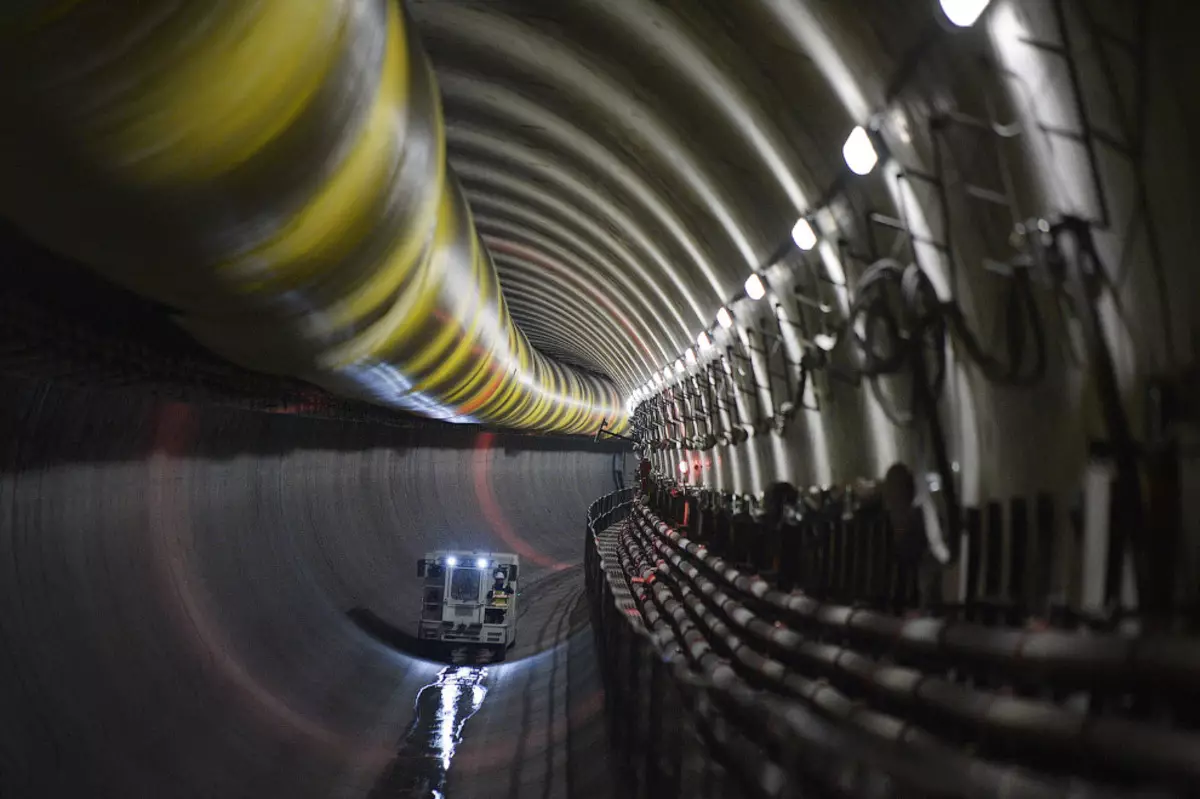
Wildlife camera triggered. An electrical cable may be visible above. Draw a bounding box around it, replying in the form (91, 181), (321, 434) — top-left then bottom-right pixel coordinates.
(939, 266), (1048, 388)
(846, 258), (946, 428)
(841, 250), (1051, 434)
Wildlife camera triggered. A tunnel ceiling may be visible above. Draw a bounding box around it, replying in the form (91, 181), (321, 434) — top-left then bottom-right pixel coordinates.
(410, 0), (929, 397)
(0, 0), (966, 434)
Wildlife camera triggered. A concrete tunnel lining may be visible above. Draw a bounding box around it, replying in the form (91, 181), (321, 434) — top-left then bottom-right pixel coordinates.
(0, 377), (624, 798)
(2, 0), (1198, 796)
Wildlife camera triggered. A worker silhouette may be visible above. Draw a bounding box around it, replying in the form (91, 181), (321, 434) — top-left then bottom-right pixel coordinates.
(882, 463), (942, 611)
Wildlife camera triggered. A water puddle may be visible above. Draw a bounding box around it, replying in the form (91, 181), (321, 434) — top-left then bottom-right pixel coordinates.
(368, 666), (489, 798)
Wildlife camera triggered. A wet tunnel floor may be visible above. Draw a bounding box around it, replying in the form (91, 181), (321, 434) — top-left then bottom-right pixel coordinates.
(0, 378), (624, 798)
(351, 564), (604, 798)
(368, 667), (490, 798)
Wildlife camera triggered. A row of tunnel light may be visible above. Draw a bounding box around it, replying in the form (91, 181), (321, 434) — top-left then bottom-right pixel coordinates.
(624, 0), (992, 416)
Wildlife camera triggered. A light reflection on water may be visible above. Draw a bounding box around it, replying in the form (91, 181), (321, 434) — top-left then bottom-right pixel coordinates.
(367, 666), (489, 798)
(434, 667), (488, 770)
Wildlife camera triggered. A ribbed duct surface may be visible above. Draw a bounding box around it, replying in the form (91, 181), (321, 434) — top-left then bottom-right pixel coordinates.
(0, 1), (624, 434)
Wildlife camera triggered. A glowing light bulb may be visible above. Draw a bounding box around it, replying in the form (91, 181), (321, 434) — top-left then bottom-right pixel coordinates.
(744, 273), (766, 300)
(663, 366), (672, 380)
(674, 359), (684, 374)
(940, 0), (990, 27)
(684, 348), (697, 365)
(843, 125), (878, 176)
(716, 306), (734, 329)
(446, 556), (459, 567)
(678, 460), (689, 475)
(791, 217), (817, 251)
(813, 333), (836, 351)
(476, 557), (488, 569)
(697, 331), (712, 350)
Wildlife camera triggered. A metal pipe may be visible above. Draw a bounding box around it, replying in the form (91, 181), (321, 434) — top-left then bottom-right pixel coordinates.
(0, 1), (625, 434)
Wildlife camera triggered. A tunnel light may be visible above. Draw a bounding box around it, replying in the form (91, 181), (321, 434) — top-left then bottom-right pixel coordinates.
(674, 359), (685, 374)
(791, 217), (818, 251)
(744, 273), (766, 301)
(697, 331), (712, 351)
(716, 306), (734, 330)
(475, 557), (489, 569)
(684, 347), (697, 365)
(678, 460), (689, 475)
(940, 0), (991, 27)
(843, 125), (878, 176)
(813, 333), (837, 351)
(663, 366), (673, 380)
(653, 373), (663, 388)
(446, 555), (459, 567)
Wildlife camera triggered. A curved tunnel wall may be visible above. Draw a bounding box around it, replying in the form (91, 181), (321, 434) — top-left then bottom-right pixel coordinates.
(0, 376), (624, 798)
(2, 0), (1199, 796)
(0, 1), (625, 435)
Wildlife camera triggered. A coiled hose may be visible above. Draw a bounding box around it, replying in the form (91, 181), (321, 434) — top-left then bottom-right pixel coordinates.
(0, 1), (625, 435)
(848, 258), (1047, 427)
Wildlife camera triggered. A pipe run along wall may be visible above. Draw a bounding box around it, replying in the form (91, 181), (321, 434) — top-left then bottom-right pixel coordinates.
(0, 0), (626, 435)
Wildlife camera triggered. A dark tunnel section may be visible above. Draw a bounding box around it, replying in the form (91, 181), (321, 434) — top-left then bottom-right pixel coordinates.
(0, 376), (624, 798)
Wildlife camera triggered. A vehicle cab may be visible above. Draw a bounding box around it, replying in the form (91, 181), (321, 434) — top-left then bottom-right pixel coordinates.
(417, 551), (519, 658)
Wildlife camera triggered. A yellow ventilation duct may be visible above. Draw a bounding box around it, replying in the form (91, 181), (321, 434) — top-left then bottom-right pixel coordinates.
(0, 1), (626, 434)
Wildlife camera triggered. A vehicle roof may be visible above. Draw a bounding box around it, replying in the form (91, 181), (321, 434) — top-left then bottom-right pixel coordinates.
(423, 550), (519, 563)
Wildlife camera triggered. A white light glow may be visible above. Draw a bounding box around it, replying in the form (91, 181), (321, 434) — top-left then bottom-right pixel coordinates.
(438, 676), (460, 771)
(674, 359), (684, 374)
(813, 333), (836, 351)
(940, 0), (990, 27)
(744, 273), (766, 300)
(654, 373), (663, 387)
(475, 557), (488, 569)
(663, 366), (672, 380)
(791, 217), (817, 251)
(716, 306), (734, 329)
(684, 348), (697, 365)
(446, 556), (459, 567)
(678, 460), (689, 475)
(697, 331), (712, 350)
(843, 125), (878, 175)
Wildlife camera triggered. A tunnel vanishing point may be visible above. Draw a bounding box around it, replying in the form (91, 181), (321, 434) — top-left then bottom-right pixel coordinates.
(1, 1), (1199, 798)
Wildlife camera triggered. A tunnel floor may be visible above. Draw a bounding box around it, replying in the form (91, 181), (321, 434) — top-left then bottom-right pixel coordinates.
(0, 376), (625, 798)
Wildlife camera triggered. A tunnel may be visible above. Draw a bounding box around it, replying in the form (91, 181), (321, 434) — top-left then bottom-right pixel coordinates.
(1, 1), (1198, 798)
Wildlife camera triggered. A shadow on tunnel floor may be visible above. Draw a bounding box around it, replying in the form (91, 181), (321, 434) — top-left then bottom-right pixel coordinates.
(348, 607), (445, 663)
